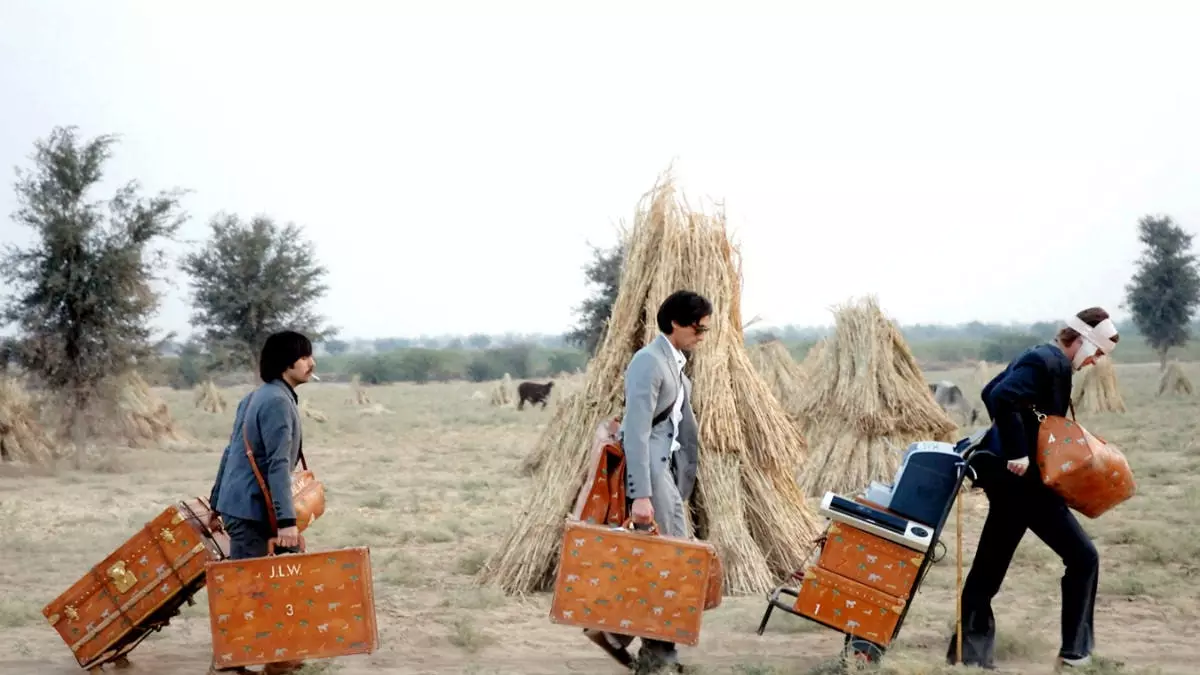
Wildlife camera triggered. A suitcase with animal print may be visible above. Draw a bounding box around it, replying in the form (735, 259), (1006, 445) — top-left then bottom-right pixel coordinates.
(791, 564), (907, 648)
(569, 419), (723, 610)
(42, 497), (229, 672)
(815, 522), (924, 598)
(549, 518), (720, 646)
(205, 543), (379, 669)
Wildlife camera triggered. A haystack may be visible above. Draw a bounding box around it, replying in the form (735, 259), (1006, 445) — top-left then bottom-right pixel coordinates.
(797, 339), (827, 381)
(490, 373), (513, 407)
(1157, 362), (1193, 396)
(973, 359), (1000, 388)
(113, 370), (185, 447)
(301, 398), (328, 423)
(359, 403), (393, 415)
(1072, 356), (1126, 413)
(480, 169), (820, 596)
(795, 297), (958, 497)
(347, 374), (371, 405)
(748, 339), (806, 418)
(194, 379), (227, 413)
(0, 377), (56, 464)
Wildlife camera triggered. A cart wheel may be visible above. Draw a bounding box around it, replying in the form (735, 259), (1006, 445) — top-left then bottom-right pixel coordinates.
(845, 638), (884, 664)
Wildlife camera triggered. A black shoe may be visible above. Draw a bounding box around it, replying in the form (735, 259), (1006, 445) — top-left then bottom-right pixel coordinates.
(946, 634), (997, 670)
(584, 629), (635, 668)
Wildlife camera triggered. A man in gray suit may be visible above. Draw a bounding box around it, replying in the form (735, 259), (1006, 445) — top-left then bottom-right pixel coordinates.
(586, 290), (712, 674)
(207, 330), (315, 675)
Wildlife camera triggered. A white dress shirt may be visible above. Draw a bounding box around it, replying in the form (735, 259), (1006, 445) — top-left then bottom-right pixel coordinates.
(664, 335), (687, 454)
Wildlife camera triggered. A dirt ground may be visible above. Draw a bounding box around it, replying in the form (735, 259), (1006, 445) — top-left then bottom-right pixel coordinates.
(1, 362), (1197, 675)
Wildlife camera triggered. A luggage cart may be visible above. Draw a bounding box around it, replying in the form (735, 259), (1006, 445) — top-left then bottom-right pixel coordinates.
(756, 434), (996, 664)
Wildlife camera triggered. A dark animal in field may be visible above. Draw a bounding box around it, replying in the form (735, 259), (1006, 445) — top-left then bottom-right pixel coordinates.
(928, 380), (979, 425)
(517, 381), (554, 410)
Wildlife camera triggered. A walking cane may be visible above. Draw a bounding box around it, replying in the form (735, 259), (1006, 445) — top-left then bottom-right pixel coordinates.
(955, 485), (964, 664)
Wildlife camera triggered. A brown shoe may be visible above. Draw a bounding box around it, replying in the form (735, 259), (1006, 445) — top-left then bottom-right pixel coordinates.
(262, 660), (305, 675)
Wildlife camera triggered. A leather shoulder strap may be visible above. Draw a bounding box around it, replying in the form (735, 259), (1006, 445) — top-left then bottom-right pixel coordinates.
(652, 406), (672, 428)
(242, 391), (278, 533)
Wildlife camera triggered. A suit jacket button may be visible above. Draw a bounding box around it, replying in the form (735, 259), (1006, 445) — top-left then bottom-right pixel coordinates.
(661, 457), (668, 462)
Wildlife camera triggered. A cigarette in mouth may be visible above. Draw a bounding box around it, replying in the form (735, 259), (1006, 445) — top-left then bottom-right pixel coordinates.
(310, 374), (320, 381)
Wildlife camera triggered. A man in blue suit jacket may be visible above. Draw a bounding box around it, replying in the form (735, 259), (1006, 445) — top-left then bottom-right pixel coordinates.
(207, 331), (315, 675)
(208, 331), (315, 559)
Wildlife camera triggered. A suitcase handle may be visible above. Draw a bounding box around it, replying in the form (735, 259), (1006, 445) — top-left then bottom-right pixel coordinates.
(267, 536), (307, 556)
(620, 517), (659, 535)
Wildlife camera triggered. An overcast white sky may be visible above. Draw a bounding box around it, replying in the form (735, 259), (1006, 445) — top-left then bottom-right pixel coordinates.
(2, 1), (1198, 340)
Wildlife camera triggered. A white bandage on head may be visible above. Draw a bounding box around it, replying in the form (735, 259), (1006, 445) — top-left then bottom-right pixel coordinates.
(1066, 315), (1118, 369)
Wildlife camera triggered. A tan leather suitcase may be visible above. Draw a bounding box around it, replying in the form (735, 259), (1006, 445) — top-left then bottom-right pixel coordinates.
(549, 518), (720, 646)
(205, 543), (379, 669)
(42, 497), (229, 671)
(815, 522), (924, 598)
(568, 419), (723, 611)
(792, 565), (907, 647)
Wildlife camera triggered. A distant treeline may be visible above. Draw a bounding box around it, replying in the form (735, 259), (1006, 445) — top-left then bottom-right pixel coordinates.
(148, 321), (1200, 389)
(151, 345), (590, 389)
(152, 318), (1200, 358)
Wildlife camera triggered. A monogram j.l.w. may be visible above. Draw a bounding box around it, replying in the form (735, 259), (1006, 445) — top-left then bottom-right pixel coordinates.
(268, 562), (304, 579)
(205, 546), (379, 669)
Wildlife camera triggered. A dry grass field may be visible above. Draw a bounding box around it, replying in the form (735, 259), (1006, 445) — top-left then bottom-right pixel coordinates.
(1, 361), (1197, 675)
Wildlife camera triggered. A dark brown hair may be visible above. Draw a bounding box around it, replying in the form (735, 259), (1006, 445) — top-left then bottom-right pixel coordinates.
(1056, 307), (1120, 348)
(259, 330), (313, 382)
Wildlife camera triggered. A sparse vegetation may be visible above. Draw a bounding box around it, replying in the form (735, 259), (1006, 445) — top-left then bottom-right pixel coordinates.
(2, 128), (1199, 675)
(1, 362), (1197, 673)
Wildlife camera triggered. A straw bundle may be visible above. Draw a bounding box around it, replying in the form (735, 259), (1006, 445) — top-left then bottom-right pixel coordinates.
(797, 339), (827, 381)
(490, 373), (513, 407)
(301, 398), (328, 423)
(1072, 356), (1126, 413)
(0, 377), (56, 464)
(347, 374), (371, 405)
(1157, 362), (1193, 396)
(973, 359), (1000, 389)
(194, 379), (227, 413)
(748, 339), (806, 419)
(113, 370), (185, 447)
(795, 296), (958, 497)
(480, 169), (819, 596)
(358, 402), (393, 415)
